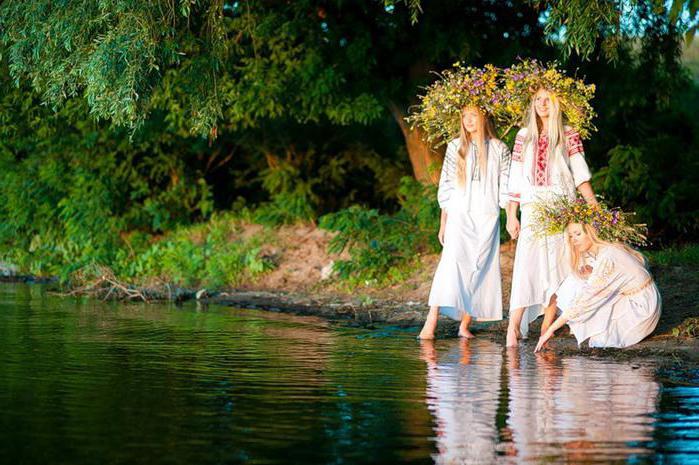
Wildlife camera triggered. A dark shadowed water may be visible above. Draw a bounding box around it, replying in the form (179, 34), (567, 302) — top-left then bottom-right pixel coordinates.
(0, 284), (697, 465)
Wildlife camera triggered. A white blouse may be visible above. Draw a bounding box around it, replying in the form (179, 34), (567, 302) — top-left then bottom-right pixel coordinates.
(507, 127), (592, 205)
(437, 138), (512, 215)
(563, 245), (653, 321)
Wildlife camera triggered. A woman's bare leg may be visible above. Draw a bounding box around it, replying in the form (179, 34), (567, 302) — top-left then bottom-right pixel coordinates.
(458, 314), (474, 338)
(506, 308), (524, 347)
(418, 305), (440, 339)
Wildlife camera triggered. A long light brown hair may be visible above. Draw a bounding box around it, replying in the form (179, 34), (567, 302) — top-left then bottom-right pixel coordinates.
(567, 223), (646, 278)
(523, 88), (566, 164)
(456, 106), (496, 187)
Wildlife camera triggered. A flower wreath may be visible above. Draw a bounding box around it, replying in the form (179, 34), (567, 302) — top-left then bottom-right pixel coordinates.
(502, 59), (597, 139)
(530, 195), (647, 247)
(407, 63), (517, 146)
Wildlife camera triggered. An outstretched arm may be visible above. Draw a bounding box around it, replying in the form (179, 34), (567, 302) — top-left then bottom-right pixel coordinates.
(535, 315), (569, 352)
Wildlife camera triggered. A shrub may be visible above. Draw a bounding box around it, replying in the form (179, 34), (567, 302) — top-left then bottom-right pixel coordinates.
(319, 177), (440, 284)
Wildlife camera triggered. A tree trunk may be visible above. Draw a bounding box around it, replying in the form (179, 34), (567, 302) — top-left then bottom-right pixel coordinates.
(389, 102), (444, 185)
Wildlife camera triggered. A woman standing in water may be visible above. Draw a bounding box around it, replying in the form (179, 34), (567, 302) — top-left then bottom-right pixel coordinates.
(409, 65), (516, 340)
(418, 105), (514, 339)
(504, 61), (598, 347)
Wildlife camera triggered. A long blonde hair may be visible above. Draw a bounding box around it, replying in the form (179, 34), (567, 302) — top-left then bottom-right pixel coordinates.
(567, 223), (646, 278)
(456, 106), (496, 187)
(523, 89), (566, 163)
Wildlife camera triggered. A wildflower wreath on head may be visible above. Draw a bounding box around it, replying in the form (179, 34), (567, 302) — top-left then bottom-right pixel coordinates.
(502, 59), (597, 139)
(531, 195), (648, 247)
(407, 63), (517, 146)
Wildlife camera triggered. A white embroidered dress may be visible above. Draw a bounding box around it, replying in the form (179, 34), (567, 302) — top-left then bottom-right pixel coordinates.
(428, 137), (511, 321)
(507, 127), (592, 336)
(555, 245), (661, 348)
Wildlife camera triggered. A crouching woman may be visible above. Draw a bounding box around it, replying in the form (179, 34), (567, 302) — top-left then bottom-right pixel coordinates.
(535, 222), (661, 351)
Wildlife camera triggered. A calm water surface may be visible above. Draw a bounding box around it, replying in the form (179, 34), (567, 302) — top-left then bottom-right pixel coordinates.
(0, 284), (697, 464)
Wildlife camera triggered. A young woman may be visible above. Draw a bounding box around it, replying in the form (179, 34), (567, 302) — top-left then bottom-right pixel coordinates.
(535, 222), (661, 351)
(505, 88), (598, 347)
(418, 106), (514, 340)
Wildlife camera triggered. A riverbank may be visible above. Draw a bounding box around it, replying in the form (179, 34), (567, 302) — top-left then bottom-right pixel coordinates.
(3, 223), (698, 363)
(203, 225), (699, 364)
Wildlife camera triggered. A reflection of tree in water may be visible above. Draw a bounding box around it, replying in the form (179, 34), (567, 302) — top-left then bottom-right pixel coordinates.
(421, 338), (504, 465)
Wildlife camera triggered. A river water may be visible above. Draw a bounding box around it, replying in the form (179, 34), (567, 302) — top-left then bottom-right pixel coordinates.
(0, 283), (697, 464)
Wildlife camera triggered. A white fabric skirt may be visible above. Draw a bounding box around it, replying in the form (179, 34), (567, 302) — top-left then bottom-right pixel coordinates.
(556, 276), (662, 348)
(428, 205), (502, 322)
(509, 203), (568, 336)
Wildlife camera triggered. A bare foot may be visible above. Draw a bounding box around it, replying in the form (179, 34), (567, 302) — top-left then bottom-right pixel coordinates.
(506, 327), (521, 347)
(458, 328), (475, 339)
(418, 307), (439, 340)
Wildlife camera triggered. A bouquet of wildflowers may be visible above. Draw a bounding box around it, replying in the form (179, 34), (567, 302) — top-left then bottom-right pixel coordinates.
(407, 63), (518, 146)
(531, 195), (647, 247)
(502, 59), (597, 139)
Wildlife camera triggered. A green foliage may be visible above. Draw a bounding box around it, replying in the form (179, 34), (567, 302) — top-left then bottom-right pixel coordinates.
(254, 162), (319, 226)
(530, 0), (699, 60)
(118, 214), (275, 288)
(0, 0), (696, 295)
(0, 73), (216, 279)
(0, 0), (394, 136)
(646, 244), (699, 267)
(593, 139), (699, 242)
(319, 177), (440, 284)
(671, 317), (699, 338)
(249, 142), (407, 226)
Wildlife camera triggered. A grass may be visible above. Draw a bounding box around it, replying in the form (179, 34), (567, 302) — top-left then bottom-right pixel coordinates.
(646, 243), (699, 267)
(671, 317), (699, 338)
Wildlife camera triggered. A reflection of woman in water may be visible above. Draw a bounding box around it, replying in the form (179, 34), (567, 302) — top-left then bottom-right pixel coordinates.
(420, 339), (503, 464)
(505, 350), (660, 462)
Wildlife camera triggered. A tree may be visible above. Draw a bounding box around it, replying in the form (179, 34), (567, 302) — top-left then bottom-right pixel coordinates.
(0, 0), (547, 180)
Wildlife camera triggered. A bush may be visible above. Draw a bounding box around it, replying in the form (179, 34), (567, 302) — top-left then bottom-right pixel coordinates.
(593, 142), (699, 243)
(116, 213), (276, 288)
(646, 243), (699, 267)
(319, 177), (440, 285)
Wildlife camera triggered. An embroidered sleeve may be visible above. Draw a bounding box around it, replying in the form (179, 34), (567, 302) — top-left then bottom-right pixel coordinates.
(565, 129), (592, 187)
(506, 134), (525, 202)
(562, 254), (618, 321)
(437, 142), (457, 209)
(498, 142), (512, 209)
(565, 129), (585, 157)
(512, 134), (525, 162)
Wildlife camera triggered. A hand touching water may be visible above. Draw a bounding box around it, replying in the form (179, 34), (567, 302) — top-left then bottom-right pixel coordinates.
(535, 329), (554, 352)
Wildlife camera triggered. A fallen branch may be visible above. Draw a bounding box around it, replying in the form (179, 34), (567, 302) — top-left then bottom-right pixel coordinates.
(57, 265), (193, 302)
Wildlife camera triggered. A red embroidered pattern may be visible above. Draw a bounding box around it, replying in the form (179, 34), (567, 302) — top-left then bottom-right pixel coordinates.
(565, 129), (584, 157)
(512, 134), (525, 162)
(534, 135), (549, 186)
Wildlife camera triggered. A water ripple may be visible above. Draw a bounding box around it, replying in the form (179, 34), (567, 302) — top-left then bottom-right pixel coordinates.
(0, 284), (697, 464)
